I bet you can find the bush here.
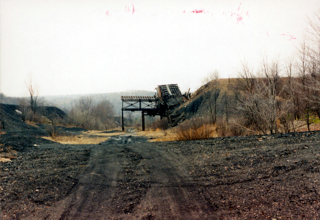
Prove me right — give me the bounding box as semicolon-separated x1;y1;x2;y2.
67;98;115;130
175;118;215;141
215;117;250;137
151;118;169;131
45;125;61;137
26;111;45;124
216;118;228;137
227;123;246;136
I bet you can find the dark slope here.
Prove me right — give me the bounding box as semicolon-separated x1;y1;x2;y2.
0;104;66;135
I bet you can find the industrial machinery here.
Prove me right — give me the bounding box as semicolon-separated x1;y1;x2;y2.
121;84;190;131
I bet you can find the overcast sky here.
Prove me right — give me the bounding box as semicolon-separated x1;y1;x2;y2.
1;0;319;97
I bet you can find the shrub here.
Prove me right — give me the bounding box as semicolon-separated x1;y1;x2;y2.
175;118;215;141
215;117;250;137
45;125;61;137
67;98;116;130
26;111;45;124
151;118;169;131
216;118;228;137
227;123;246;136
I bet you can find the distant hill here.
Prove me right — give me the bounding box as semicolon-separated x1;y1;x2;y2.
44;90;156;116
1;90;156;114
1;82;235;122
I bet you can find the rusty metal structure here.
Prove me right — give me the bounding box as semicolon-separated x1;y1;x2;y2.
121;84;189;131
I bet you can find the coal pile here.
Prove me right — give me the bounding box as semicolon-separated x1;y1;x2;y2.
0;104;66;135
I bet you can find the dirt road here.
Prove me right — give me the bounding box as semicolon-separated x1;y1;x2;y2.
2;132;320;219
23;136;215;219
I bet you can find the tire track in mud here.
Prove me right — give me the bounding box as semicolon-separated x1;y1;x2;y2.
25;136;154;219
110;146;151;214
28;135;217;219
130;145;217;219
26;144;122;219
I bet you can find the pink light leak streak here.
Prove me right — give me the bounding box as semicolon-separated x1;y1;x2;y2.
281;33;297;41
223;3;249;25
182;9;206;14
192;9;205;14
106;10;109;16
258;31;270;38
238;3;242;12
124;4;135;14
124;4;136;14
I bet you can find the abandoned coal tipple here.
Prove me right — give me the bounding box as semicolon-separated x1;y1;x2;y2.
121;84;190;130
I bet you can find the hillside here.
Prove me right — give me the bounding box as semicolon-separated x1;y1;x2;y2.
0;104;66;134
167;78;237;126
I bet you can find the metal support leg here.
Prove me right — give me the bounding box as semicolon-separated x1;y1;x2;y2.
142;111;145;131
122;109;124;131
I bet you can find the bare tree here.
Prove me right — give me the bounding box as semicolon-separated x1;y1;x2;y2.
235;58;292;134
280;59;298;132
0;94;3;130
236;60;256;94
202;69;220;85
306;9;320;65
17;98;29;122
25;75;40;115
207;70;220;124
235;60;267;133
221;92;230;126
76;96;93;113
305;10;320;121
91;100;115;129
68;96;93;129
296;39;313;131
68;97;115;130
256;57;291;134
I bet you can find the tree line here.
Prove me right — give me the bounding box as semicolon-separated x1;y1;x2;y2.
205;9;320;135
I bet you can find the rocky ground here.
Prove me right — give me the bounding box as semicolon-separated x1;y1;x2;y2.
1;130;320;219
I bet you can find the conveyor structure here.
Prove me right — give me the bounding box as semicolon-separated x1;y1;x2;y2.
121;84;190;131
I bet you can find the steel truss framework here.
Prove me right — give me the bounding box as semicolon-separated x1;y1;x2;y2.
121;96;162;131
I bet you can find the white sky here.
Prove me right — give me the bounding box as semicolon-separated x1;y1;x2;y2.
1;0;319;97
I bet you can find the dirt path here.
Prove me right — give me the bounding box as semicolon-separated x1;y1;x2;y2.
2;132;320;219
25;136;216;219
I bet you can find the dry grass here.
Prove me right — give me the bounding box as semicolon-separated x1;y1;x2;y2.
0;157;11;162
150;118;169;131
135;119;217;142
175;120;217;141
0;145;17;163
135;128;178;142
44;135;110;145
83;130;125;137
25;120;39;127
43;129;125;145
296;123;320;132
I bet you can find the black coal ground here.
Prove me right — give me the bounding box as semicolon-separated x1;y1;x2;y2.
1;131;320;219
